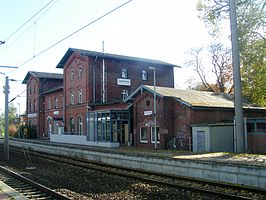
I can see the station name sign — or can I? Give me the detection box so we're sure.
[28,113,37,118]
[117,78,131,86]
[144,111,152,116]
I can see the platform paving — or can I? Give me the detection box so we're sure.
[0,181,28,200]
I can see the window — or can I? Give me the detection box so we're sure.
[78,116,83,134]
[78,66,82,79]
[70,91,74,105]
[29,101,32,112]
[151,126,160,143]
[29,87,32,95]
[70,70,74,81]
[33,100,36,111]
[121,68,128,79]
[70,117,75,132]
[140,127,148,143]
[48,98,51,109]
[79,89,82,103]
[142,70,148,81]
[55,97,58,108]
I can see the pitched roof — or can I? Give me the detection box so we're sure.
[126,85,265,109]
[56,48,180,69]
[22,71,63,84]
[40,85,63,95]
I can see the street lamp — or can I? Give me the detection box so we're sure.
[149,67,157,150]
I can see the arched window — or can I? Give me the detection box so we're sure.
[70,91,74,105]
[77,116,83,135]
[70,70,74,81]
[78,66,82,79]
[47,116,53,134]
[79,89,82,103]
[70,117,75,133]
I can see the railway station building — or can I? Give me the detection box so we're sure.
[23,48,177,147]
[22,48,266,151]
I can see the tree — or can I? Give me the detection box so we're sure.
[0,103,19,135]
[186,43,233,93]
[196,0,266,105]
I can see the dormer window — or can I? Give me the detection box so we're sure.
[121,68,128,79]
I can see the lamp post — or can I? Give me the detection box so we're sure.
[149,67,157,150]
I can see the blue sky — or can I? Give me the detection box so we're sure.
[0,0,214,113]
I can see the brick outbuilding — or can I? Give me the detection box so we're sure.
[126,85,266,150]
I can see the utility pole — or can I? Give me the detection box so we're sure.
[229,0,244,153]
[4,76,10,160]
[1,66,18,160]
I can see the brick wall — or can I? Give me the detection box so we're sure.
[93,58,174,103]
[42,89,63,137]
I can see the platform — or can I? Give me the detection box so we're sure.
[0,181,28,200]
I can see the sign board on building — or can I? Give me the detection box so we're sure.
[144,111,153,116]
[27,113,36,118]
[54,111,59,115]
[160,129,169,134]
[117,78,131,86]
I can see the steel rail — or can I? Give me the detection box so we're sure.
[0,165,71,200]
[9,146,263,200]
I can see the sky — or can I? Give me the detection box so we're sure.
[0,0,216,114]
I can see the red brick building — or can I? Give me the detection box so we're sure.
[22,71,63,138]
[126,85,266,149]
[22,48,265,151]
[55,48,176,146]
[23,48,177,145]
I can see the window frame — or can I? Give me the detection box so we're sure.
[77,115,83,134]
[70,117,75,132]
[70,91,74,105]
[78,66,82,79]
[48,98,51,109]
[151,126,160,144]
[70,69,74,81]
[140,126,148,143]
[142,70,148,81]
[121,68,128,79]
[54,97,58,108]
[78,89,83,103]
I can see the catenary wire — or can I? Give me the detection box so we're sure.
[0,0,57,58]
[7,0,133,74]
[3,0,55,43]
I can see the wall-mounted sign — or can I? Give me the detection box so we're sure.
[54,111,59,115]
[144,111,153,116]
[28,113,36,118]
[117,78,131,86]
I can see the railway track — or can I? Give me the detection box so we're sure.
[0,165,71,200]
[9,146,266,200]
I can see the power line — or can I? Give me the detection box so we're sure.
[0,0,57,58]
[3,0,55,43]
[9,89,26,103]
[13,0,133,71]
